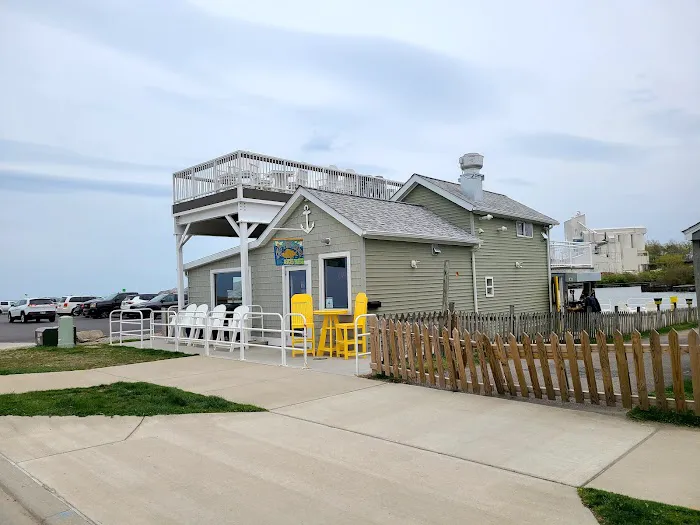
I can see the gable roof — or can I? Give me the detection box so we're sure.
[185,186,478,271]
[683,221,700,240]
[392,174,558,225]
[303,189,479,245]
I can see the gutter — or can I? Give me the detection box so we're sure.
[546,225,553,313]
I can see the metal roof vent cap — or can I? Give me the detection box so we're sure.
[459,153,484,201]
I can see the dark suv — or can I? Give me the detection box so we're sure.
[86,292,138,318]
[131,293,187,317]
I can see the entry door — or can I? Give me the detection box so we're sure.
[283,263,312,332]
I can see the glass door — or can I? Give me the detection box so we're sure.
[283,263,311,336]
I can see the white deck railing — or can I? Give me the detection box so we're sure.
[550,241,594,269]
[173,150,403,203]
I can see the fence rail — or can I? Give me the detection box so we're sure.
[368,319,700,415]
[379,307,698,342]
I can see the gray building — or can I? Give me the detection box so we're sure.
[683,221,700,308]
[179,151,559,326]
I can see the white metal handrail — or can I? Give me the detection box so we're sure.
[150,309,178,347]
[247,304,265,338]
[173,150,403,203]
[550,241,594,269]
[354,314,377,376]
[109,309,152,348]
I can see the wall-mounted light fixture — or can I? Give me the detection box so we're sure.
[498,226,508,232]
[478,228,485,234]
[479,214,494,221]
[431,244,441,255]
[321,237,331,245]
[410,260,420,268]
[515,261,523,269]
[541,232,548,240]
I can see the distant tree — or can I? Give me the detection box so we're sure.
[646,240,692,269]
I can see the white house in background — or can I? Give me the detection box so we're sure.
[564,213,649,274]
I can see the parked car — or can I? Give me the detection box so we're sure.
[8,298,57,323]
[57,296,97,316]
[86,292,138,318]
[78,297,102,317]
[0,300,14,314]
[131,293,187,317]
[120,294,157,310]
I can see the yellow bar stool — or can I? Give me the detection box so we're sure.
[335,293,368,359]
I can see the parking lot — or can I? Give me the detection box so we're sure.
[0,316,116,343]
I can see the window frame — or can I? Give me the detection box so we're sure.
[209,266,249,308]
[318,251,353,313]
[516,221,534,238]
[484,276,495,298]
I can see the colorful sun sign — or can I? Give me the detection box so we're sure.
[274,239,304,266]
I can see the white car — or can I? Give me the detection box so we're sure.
[0,300,14,314]
[57,296,97,316]
[8,298,57,323]
[120,294,157,310]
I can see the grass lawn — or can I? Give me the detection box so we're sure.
[0,344,189,375]
[579,488,700,525]
[0,382,265,417]
[630,378,699,427]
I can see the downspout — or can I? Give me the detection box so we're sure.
[470,214,479,313]
[546,225,553,313]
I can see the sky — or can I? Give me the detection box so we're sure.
[1,0,699,298]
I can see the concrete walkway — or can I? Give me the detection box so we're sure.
[0,356,698,524]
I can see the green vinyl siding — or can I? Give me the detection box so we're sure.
[365,240,474,315]
[402,184,550,313]
[186,199,363,329]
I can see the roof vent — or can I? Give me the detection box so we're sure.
[459,153,484,202]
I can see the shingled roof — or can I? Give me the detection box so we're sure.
[398,174,558,225]
[303,189,479,245]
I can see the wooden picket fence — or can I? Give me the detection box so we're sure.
[369,319,700,414]
[379,307,698,342]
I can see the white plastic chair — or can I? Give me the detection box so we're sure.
[615,301,628,313]
[228,305,250,352]
[171,304,197,340]
[190,304,210,343]
[208,305,228,342]
[645,302,658,313]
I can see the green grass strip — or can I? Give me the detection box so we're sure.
[578,488,700,525]
[0,344,189,375]
[0,382,265,417]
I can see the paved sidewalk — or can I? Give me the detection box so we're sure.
[1,356,698,523]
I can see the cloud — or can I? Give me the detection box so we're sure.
[505,133,644,163]
[645,109,700,138]
[0,139,175,172]
[498,177,536,187]
[0,170,171,198]
[301,135,336,153]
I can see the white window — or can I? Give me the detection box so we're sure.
[319,252,352,311]
[485,276,495,298]
[516,221,533,238]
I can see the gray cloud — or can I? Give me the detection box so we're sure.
[5,0,500,124]
[646,109,700,138]
[0,139,175,172]
[505,132,644,163]
[301,135,336,153]
[0,170,171,198]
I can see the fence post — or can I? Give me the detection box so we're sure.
[614,305,620,332]
[509,305,515,337]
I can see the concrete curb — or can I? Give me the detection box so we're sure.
[0,455,93,525]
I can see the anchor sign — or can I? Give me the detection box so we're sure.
[300,205,315,234]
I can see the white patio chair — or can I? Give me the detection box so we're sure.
[228,305,250,352]
[190,304,210,344]
[615,301,628,313]
[645,302,658,313]
[170,304,197,340]
[208,305,228,343]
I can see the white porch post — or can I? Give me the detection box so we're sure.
[239,220,251,308]
[175,232,185,309]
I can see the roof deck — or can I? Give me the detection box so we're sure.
[550,241,594,269]
[173,150,404,204]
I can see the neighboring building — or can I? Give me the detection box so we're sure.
[682,221,700,308]
[564,213,649,273]
[176,151,559,327]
